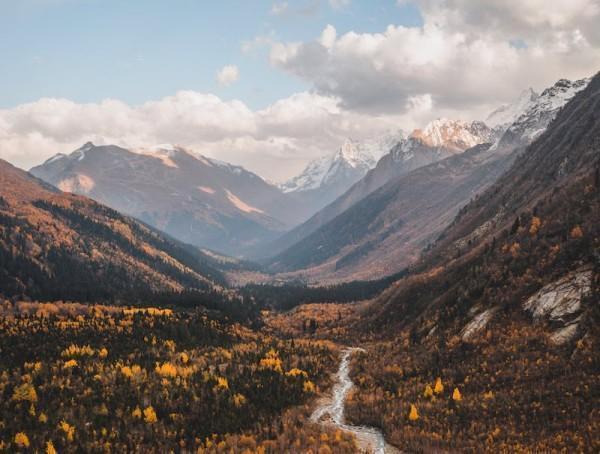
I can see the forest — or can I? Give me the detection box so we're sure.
[0,301,357,453]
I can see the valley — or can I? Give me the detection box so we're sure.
[0,50,598,454]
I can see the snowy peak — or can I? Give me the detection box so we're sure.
[486,88,539,130]
[410,118,493,152]
[497,77,590,148]
[281,130,404,193]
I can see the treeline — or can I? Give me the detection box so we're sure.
[240,268,409,311]
[0,198,263,323]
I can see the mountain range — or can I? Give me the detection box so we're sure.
[0,159,231,301]
[26,76,591,285]
[265,76,590,281]
[30,143,308,257]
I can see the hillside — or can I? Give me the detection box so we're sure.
[265,77,590,282]
[343,72,600,452]
[30,144,309,257]
[264,119,495,261]
[0,159,231,303]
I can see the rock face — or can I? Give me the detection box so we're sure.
[461,307,499,341]
[523,268,592,344]
[524,269,592,322]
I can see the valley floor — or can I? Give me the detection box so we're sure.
[1,298,598,453]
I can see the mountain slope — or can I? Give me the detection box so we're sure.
[370,70,600,333]
[275,132,404,227]
[0,159,230,302]
[343,72,600,453]
[265,77,590,281]
[265,120,494,260]
[281,132,403,194]
[30,143,307,256]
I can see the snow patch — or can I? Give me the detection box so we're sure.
[492,77,590,150]
[410,118,493,152]
[281,130,404,193]
[225,190,264,214]
[43,153,67,165]
[198,186,215,194]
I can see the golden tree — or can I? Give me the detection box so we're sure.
[452,388,462,401]
[14,432,30,448]
[434,377,444,394]
[408,404,419,421]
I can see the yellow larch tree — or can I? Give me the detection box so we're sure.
[453,387,462,401]
[434,377,444,394]
[408,404,419,421]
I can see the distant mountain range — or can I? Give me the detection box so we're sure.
[367,70,600,342]
[265,76,590,281]
[27,76,590,278]
[30,143,311,256]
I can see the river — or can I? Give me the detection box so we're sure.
[311,347,400,453]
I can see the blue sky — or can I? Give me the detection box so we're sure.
[0,0,422,109]
[0,0,596,180]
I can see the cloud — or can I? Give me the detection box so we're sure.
[0,91,411,181]
[216,65,240,86]
[329,0,350,9]
[269,1,600,117]
[270,1,288,15]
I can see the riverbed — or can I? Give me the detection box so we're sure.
[311,347,400,453]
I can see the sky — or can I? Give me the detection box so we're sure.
[0,0,599,181]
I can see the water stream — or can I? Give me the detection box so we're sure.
[311,347,398,453]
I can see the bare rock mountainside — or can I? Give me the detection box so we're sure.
[0,159,233,302]
[30,144,309,256]
[266,77,591,281]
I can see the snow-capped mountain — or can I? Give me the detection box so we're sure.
[495,77,590,149]
[281,131,404,193]
[486,88,539,132]
[409,119,494,153]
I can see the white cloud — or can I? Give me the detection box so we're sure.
[216,65,240,86]
[269,1,600,118]
[270,1,288,15]
[3,1,599,183]
[0,91,412,181]
[319,24,337,49]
